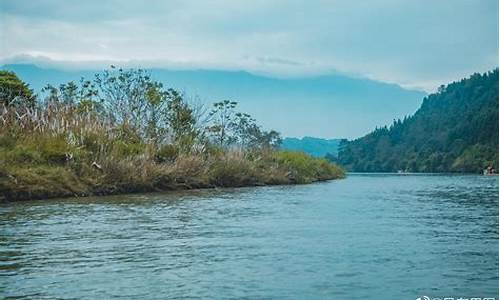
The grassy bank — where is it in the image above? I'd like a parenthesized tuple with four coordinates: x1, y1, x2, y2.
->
(0, 137, 344, 201)
(0, 68, 344, 201)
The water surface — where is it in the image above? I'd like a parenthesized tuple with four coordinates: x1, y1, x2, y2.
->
(1, 174, 498, 299)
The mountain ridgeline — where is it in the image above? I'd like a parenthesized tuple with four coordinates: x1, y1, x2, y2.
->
(337, 69, 499, 173)
(281, 137, 341, 157)
(0, 64, 425, 139)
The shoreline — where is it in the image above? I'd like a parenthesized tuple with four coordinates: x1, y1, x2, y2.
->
(0, 68, 348, 203)
(0, 174, 343, 202)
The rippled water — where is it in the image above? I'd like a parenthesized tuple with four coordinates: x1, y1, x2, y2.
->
(1, 174, 498, 299)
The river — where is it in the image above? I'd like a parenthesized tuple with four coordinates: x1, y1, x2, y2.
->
(1, 174, 498, 299)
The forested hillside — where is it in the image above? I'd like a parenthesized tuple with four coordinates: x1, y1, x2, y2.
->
(337, 69, 499, 173)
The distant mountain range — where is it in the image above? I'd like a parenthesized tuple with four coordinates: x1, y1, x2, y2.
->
(0, 63, 426, 139)
(281, 137, 341, 157)
(336, 69, 499, 173)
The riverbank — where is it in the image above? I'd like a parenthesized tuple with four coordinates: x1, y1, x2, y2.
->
(0, 68, 344, 201)
(0, 148, 344, 201)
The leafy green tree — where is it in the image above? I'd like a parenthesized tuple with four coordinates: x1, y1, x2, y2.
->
(165, 89, 198, 151)
(206, 100, 283, 149)
(258, 130, 282, 149)
(233, 112, 257, 146)
(92, 67, 163, 134)
(40, 67, 172, 142)
(207, 100, 238, 146)
(42, 78, 101, 113)
(233, 113, 282, 149)
(0, 70, 35, 107)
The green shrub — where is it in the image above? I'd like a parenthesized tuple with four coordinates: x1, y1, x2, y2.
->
(1, 135, 79, 166)
(155, 144, 178, 163)
(3, 165, 87, 200)
(273, 150, 344, 183)
(209, 154, 258, 187)
(38, 135, 72, 164)
(112, 140, 146, 158)
(2, 145, 40, 165)
(80, 132, 111, 154)
(0, 134, 16, 149)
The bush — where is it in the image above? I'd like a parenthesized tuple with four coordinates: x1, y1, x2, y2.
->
(38, 135, 72, 164)
(0, 135, 74, 166)
(3, 166, 87, 200)
(2, 144, 40, 165)
(111, 140, 146, 158)
(273, 151, 345, 183)
(155, 144, 178, 163)
(209, 152, 258, 187)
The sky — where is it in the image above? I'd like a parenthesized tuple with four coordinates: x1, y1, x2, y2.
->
(0, 0, 498, 92)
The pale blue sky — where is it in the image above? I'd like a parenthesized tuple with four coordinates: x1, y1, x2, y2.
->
(1, 0, 498, 91)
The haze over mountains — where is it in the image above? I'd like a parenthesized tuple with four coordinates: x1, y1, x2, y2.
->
(281, 137, 341, 158)
(0, 63, 426, 139)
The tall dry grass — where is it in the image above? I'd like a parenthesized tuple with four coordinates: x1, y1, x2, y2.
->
(0, 102, 344, 201)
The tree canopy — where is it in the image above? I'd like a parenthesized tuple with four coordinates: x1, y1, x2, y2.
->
(0, 70, 35, 107)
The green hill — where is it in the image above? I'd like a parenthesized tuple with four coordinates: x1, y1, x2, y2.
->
(337, 69, 499, 173)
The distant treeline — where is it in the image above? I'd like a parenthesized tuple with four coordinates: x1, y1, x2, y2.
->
(335, 69, 499, 173)
(0, 67, 344, 201)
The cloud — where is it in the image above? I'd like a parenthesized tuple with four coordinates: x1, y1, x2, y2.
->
(0, 0, 498, 91)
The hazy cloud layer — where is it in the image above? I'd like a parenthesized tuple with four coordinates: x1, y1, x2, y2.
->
(1, 0, 498, 91)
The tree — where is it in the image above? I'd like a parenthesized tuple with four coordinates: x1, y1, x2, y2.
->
(41, 78, 101, 113)
(259, 130, 282, 149)
(233, 113, 282, 149)
(206, 100, 282, 149)
(0, 70, 35, 107)
(40, 67, 172, 142)
(207, 100, 238, 146)
(93, 66, 169, 139)
(165, 89, 198, 150)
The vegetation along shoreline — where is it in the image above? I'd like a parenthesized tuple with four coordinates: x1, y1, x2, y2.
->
(0, 67, 345, 201)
